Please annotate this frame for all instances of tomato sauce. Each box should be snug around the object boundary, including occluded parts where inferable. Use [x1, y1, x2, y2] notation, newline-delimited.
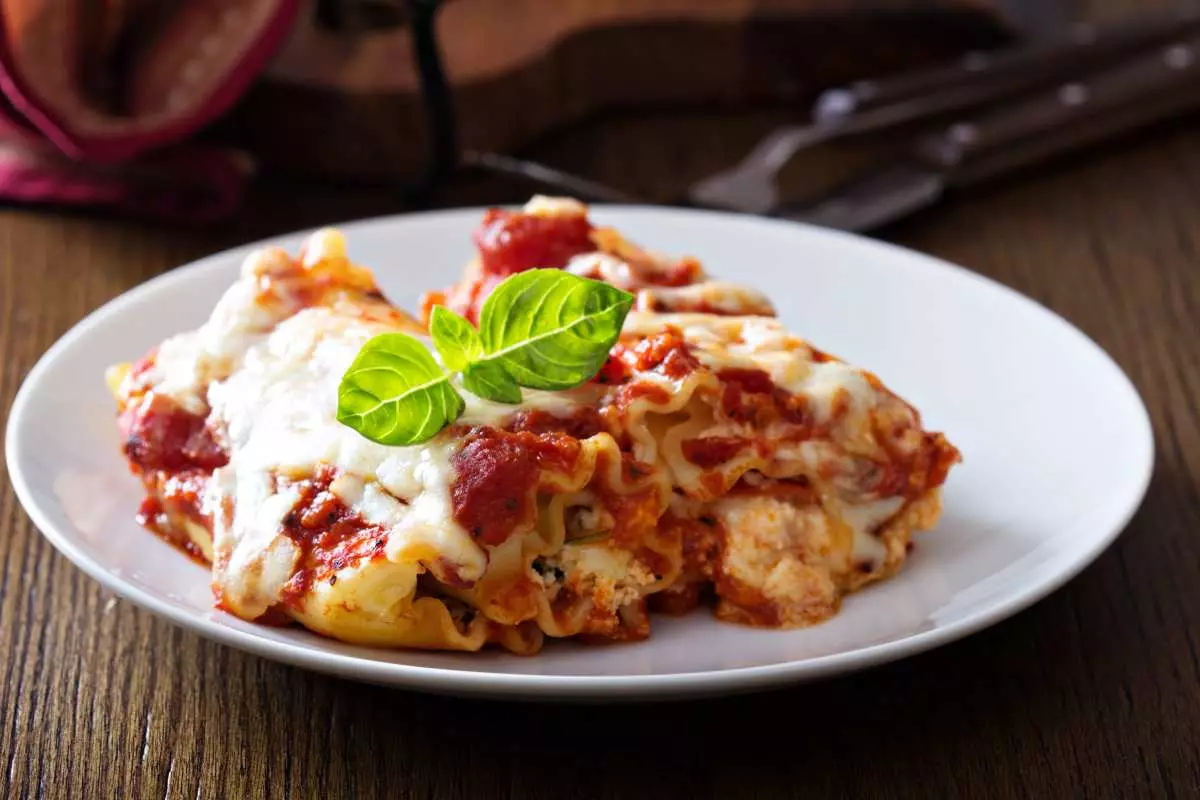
[712, 576, 783, 627]
[136, 495, 209, 566]
[120, 393, 227, 473]
[615, 382, 671, 408]
[451, 426, 582, 547]
[649, 256, 703, 287]
[648, 514, 717, 615]
[505, 408, 605, 440]
[584, 450, 661, 550]
[122, 391, 230, 565]
[623, 330, 700, 378]
[871, 417, 961, 499]
[715, 367, 813, 431]
[726, 474, 818, 504]
[681, 436, 748, 469]
[716, 367, 773, 395]
[649, 582, 704, 615]
[603, 330, 701, 410]
[590, 352, 631, 386]
[472, 209, 595, 276]
[278, 466, 389, 608]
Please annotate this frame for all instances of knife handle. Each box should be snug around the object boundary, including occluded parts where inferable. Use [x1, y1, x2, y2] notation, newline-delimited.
[818, 9, 1200, 135]
[917, 38, 1200, 187]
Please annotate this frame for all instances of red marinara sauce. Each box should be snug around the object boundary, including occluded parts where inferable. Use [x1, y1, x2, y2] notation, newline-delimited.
[120, 384, 229, 565]
[871, 429, 962, 500]
[472, 209, 595, 277]
[136, 493, 210, 566]
[277, 466, 389, 609]
[441, 209, 597, 323]
[622, 330, 701, 378]
[451, 426, 583, 547]
[717, 367, 812, 429]
[681, 436, 749, 469]
[597, 329, 701, 403]
[120, 393, 227, 473]
[505, 408, 606, 440]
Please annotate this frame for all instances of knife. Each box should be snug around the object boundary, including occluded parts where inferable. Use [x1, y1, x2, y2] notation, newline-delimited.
[782, 36, 1200, 232]
[688, 8, 1200, 216]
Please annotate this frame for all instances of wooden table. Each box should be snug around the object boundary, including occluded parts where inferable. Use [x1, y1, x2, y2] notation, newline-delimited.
[4, 26, 1200, 800]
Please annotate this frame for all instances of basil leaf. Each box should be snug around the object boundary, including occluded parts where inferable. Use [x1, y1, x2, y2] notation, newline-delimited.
[336, 332, 464, 445]
[476, 269, 634, 391]
[462, 361, 523, 404]
[338, 269, 633, 446]
[429, 305, 481, 372]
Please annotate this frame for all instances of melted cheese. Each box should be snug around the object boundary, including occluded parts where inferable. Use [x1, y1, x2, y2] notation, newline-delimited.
[151, 247, 297, 414]
[151, 231, 632, 617]
[618, 311, 912, 568]
[204, 306, 496, 611]
[148, 242, 536, 614]
[834, 495, 904, 567]
[796, 361, 878, 422]
[302, 227, 347, 266]
[202, 465, 301, 617]
[523, 195, 588, 217]
[634, 281, 774, 316]
[623, 311, 879, 425]
[457, 383, 590, 428]
[566, 252, 639, 290]
[185, 262, 617, 616]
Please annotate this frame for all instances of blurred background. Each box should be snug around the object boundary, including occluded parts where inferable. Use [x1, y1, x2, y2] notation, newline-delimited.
[0, 0, 1194, 235]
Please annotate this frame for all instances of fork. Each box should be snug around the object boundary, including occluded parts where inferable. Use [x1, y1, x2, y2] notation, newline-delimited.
[460, 9, 1200, 223]
[687, 8, 1200, 214]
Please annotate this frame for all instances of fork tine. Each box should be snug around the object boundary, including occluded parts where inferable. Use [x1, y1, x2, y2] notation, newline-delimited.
[686, 124, 836, 214]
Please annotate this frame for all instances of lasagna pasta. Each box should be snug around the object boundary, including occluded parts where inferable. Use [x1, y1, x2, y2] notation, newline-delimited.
[110, 197, 959, 653]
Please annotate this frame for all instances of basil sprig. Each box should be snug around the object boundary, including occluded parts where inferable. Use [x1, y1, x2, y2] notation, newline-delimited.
[337, 269, 634, 445]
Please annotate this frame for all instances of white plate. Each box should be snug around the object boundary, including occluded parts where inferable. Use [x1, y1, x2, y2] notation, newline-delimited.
[6, 207, 1153, 701]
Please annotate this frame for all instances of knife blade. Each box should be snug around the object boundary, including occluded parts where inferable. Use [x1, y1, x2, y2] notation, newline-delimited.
[690, 8, 1200, 217]
[780, 162, 945, 233]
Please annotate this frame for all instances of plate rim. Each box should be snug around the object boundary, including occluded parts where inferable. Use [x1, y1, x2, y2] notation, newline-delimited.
[5, 204, 1156, 700]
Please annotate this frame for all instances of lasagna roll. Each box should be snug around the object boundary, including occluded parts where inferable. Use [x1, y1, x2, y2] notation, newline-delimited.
[111, 196, 959, 654]
[591, 311, 956, 626]
[423, 196, 959, 633]
[111, 229, 683, 653]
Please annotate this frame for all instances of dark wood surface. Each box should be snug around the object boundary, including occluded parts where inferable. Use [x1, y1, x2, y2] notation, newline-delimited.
[4, 6, 1200, 800]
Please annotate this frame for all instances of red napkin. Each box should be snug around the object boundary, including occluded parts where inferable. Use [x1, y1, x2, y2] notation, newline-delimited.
[0, 0, 300, 223]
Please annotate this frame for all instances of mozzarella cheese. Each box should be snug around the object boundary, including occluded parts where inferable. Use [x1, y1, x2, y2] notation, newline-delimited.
[623, 311, 883, 427]
[634, 281, 774, 316]
[203, 304, 499, 615]
[457, 383, 590, 428]
[150, 248, 529, 616]
[150, 247, 297, 414]
[523, 195, 588, 217]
